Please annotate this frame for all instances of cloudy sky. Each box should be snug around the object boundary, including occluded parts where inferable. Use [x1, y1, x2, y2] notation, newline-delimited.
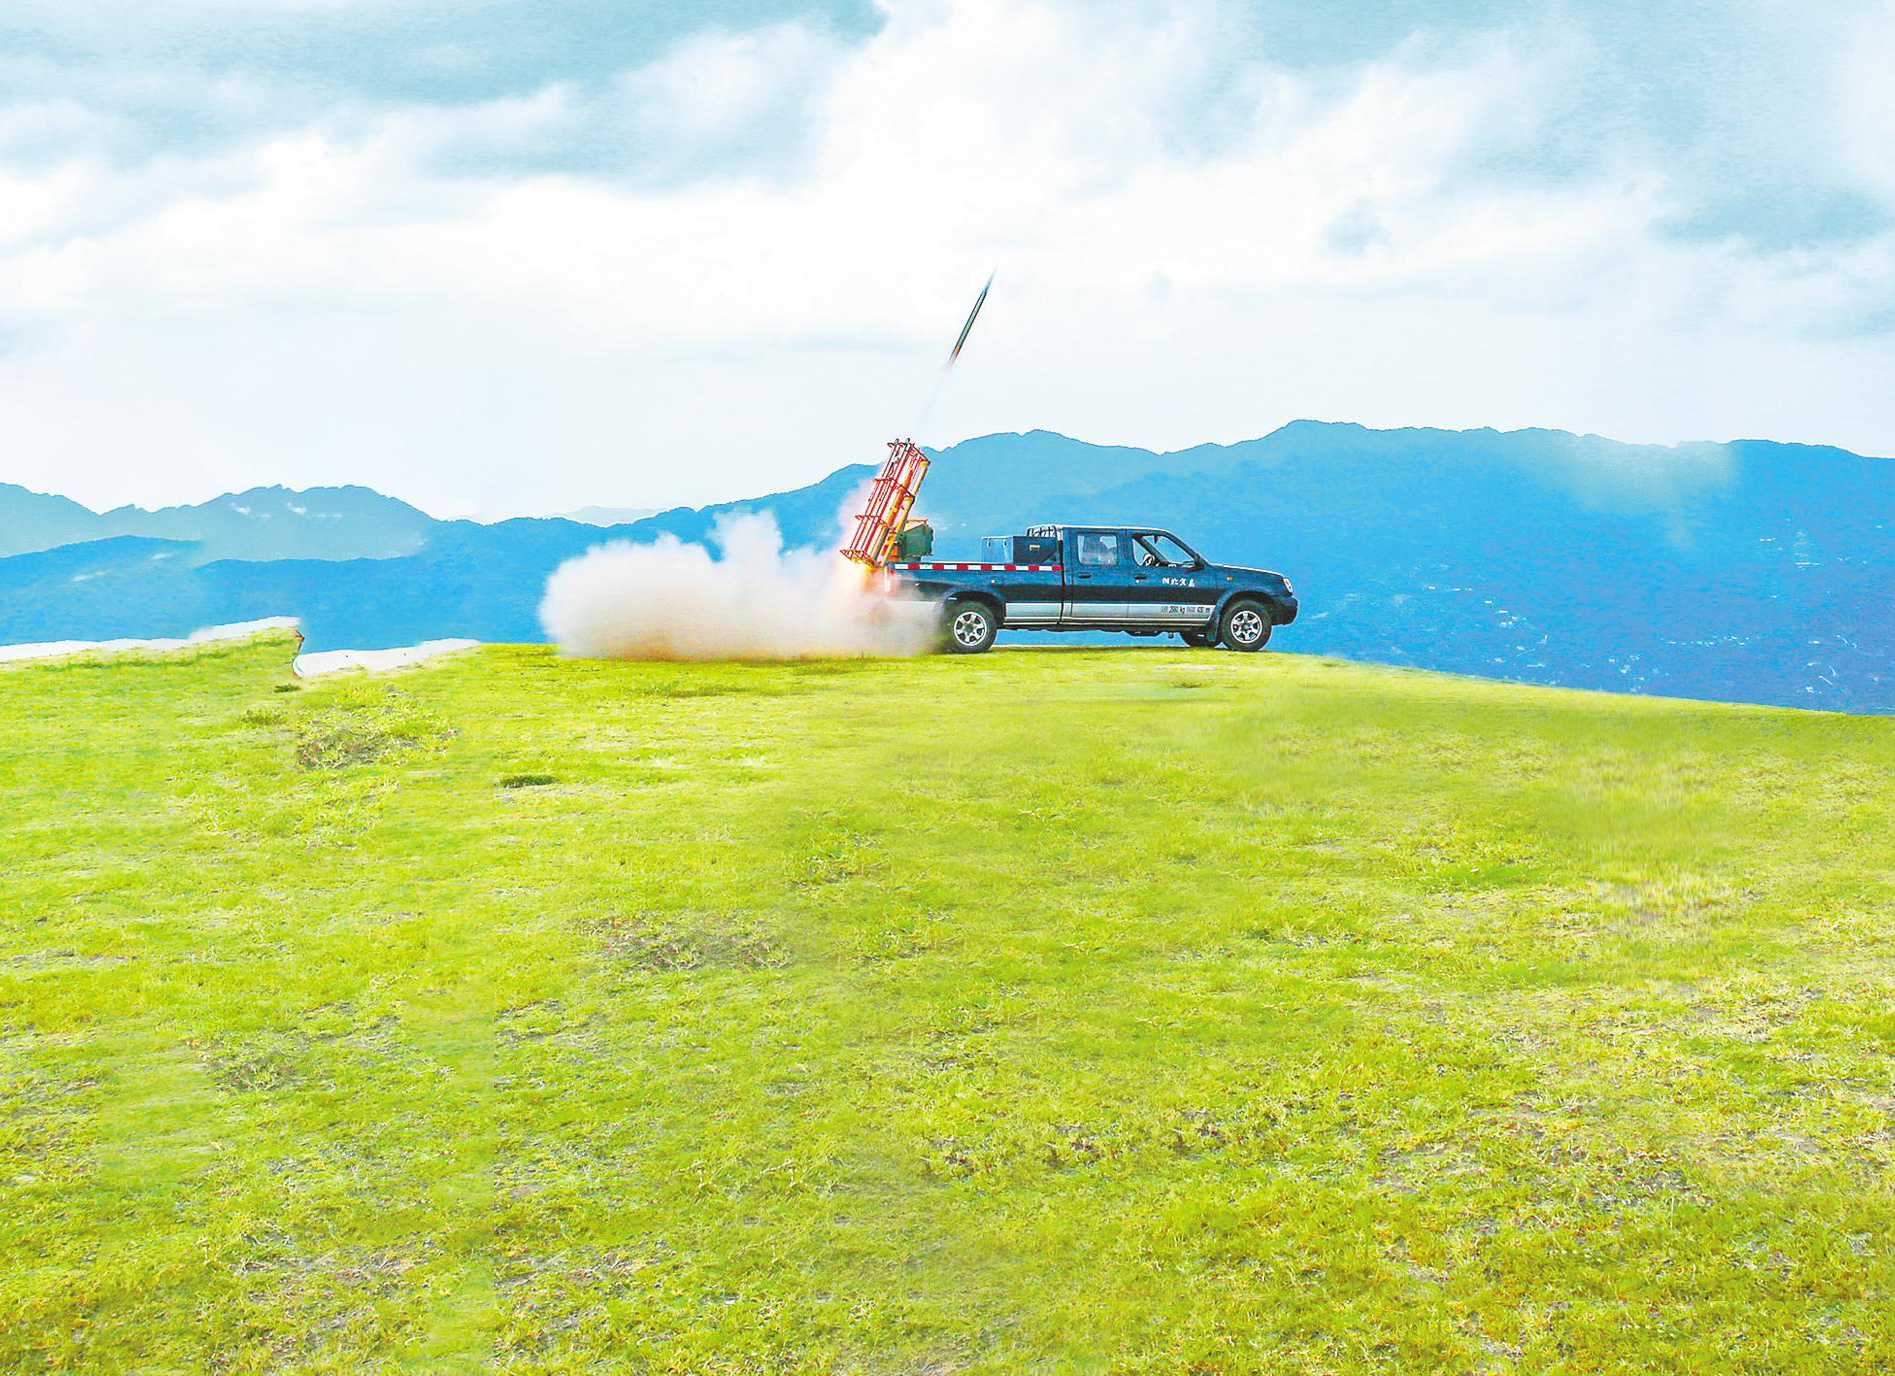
[2, 0, 1891, 517]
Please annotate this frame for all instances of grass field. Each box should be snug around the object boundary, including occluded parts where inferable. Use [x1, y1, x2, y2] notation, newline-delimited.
[3, 630, 1892, 1373]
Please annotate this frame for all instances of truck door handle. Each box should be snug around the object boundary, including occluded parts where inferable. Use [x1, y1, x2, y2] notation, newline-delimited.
[1133, 574, 1149, 582]
[1075, 572, 1093, 579]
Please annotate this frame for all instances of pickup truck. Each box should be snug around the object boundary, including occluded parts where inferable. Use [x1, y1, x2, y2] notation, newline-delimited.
[884, 524, 1297, 655]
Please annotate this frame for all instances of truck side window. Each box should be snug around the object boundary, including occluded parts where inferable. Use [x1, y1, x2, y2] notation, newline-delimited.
[1076, 533, 1120, 566]
[1134, 534, 1196, 567]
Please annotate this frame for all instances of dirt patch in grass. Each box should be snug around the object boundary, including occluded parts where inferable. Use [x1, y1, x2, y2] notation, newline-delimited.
[603, 915, 786, 972]
[295, 720, 410, 768]
[203, 1040, 303, 1094]
[788, 828, 878, 887]
[292, 689, 450, 769]
[201, 1014, 413, 1096]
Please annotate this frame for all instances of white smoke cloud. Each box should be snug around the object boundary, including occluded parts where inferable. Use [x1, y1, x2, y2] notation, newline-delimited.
[538, 511, 937, 660]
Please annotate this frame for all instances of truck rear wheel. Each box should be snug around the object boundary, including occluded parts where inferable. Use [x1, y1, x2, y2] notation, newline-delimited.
[942, 601, 998, 654]
[1219, 600, 1271, 652]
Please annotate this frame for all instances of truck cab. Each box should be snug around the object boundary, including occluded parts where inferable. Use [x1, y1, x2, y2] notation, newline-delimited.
[885, 524, 1297, 654]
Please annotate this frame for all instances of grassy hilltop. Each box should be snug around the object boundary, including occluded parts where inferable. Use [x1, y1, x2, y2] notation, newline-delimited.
[3, 634, 1892, 1373]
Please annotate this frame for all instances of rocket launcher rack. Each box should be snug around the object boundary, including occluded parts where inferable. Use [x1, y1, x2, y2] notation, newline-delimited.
[840, 439, 930, 567]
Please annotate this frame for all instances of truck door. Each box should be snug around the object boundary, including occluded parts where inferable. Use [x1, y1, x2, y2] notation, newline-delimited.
[1063, 529, 1131, 624]
[1127, 531, 1219, 626]
[991, 535, 1062, 627]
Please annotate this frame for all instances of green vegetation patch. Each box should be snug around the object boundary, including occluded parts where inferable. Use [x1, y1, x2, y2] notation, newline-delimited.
[1, 633, 1891, 1372]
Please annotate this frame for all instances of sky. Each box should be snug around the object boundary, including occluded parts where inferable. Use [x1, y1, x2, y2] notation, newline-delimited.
[1, 0, 1891, 518]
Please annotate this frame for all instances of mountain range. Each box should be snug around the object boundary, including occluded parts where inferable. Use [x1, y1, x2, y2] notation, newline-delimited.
[0, 483, 433, 563]
[3, 422, 1889, 711]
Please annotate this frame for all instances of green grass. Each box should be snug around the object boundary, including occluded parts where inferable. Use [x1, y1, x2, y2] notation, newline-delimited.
[2, 632, 1892, 1373]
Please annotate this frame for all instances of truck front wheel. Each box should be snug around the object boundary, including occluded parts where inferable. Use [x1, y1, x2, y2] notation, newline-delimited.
[1219, 600, 1272, 653]
[942, 601, 998, 654]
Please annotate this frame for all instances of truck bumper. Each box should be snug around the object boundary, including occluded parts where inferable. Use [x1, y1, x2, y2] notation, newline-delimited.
[1274, 596, 1299, 626]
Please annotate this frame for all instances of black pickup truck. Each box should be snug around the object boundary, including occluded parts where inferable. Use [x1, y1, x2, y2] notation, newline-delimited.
[883, 524, 1297, 654]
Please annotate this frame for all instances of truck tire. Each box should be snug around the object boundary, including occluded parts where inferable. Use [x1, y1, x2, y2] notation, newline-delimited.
[1219, 599, 1272, 653]
[942, 600, 998, 655]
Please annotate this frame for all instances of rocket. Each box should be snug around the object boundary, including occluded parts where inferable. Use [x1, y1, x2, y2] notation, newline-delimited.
[948, 272, 994, 366]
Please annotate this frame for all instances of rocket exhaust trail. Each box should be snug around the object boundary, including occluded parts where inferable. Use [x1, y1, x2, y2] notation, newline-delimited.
[915, 271, 995, 432]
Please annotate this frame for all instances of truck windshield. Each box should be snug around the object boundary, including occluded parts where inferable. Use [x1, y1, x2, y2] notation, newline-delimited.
[1075, 532, 1122, 566]
[1133, 533, 1196, 567]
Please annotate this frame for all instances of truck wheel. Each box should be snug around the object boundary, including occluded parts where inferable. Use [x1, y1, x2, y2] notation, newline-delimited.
[943, 601, 998, 654]
[1180, 629, 1210, 648]
[1219, 600, 1272, 653]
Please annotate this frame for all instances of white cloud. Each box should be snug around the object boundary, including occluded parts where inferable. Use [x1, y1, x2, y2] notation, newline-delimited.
[1839, 6, 1895, 209]
[617, 23, 845, 158]
[0, 0, 1891, 518]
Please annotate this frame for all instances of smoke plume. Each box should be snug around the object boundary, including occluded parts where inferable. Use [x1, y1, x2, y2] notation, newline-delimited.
[539, 512, 936, 660]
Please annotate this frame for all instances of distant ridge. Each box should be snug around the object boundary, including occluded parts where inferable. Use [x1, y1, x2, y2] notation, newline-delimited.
[2, 422, 1889, 710]
[557, 505, 660, 526]
[0, 483, 437, 563]
[0, 483, 104, 556]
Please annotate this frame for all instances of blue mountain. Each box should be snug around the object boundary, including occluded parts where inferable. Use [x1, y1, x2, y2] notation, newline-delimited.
[2, 423, 1889, 711]
[0, 483, 435, 562]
